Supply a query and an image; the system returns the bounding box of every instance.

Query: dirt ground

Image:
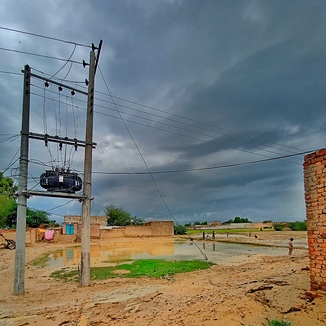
[0,231,325,326]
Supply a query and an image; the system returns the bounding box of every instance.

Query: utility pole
[13,41,102,292]
[80,50,95,286]
[14,65,30,294]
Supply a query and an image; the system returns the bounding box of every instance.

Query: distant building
[62,216,174,238]
[208,221,222,227]
[62,215,107,237]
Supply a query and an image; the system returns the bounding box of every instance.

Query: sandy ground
[0,231,325,326]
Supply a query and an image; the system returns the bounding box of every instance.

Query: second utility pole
[80,49,95,286]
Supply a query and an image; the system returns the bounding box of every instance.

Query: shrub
[274,224,284,231]
[268,319,291,326]
[174,225,187,235]
[289,221,307,231]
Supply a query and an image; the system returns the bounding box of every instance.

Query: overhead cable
[91,149,311,175]
[0,47,83,64]
[0,26,91,48]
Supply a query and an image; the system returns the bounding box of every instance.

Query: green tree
[274,223,284,231]
[131,216,145,225]
[174,225,187,235]
[194,221,207,225]
[222,219,233,225]
[105,205,132,226]
[234,216,251,223]
[289,221,307,231]
[0,172,54,229]
[223,217,252,224]
[6,207,52,228]
[26,208,52,228]
[0,172,17,228]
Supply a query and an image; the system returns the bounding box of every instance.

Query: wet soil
[0,231,325,326]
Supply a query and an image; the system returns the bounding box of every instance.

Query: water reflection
[45,239,290,269]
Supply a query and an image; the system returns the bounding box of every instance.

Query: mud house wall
[125,225,152,236]
[100,221,174,238]
[75,224,100,238]
[1,229,38,244]
[100,228,126,239]
[304,149,326,295]
[26,229,36,243]
[64,215,107,226]
[64,216,81,224]
[148,221,174,236]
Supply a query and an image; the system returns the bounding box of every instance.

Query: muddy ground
[0,231,325,326]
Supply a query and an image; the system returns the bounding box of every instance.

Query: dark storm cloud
[0,0,325,223]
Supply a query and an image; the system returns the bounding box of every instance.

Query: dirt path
[0,231,325,326]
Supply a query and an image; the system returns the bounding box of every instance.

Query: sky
[0,0,325,225]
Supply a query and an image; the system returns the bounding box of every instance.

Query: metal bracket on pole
[22,190,86,200]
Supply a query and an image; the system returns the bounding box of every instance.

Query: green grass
[50,259,213,282]
[268,320,291,326]
[31,253,51,267]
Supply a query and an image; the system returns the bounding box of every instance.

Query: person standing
[288,238,294,255]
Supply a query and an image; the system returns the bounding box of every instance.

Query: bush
[174,225,187,235]
[268,320,291,326]
[289,221,307,231]
[274,224,284,231]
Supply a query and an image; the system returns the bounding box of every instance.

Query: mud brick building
[62,215,174,239]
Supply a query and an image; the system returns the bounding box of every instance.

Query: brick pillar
[304,149,326,297]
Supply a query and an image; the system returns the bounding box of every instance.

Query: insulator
[92,43,98,51]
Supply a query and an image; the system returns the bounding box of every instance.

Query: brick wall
[304,149,326,296]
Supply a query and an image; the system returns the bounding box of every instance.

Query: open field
[0,231,325,326]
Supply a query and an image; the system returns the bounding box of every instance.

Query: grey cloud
[0,0,324,224]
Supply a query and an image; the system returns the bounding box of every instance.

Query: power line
[0,47,83,64]
[0,70,21,76]
[91,149,310,175]
[30,78,303,161]
[49,44,77,80]
[0,134,20,143]
[0,26,301,157]
[30,86,302,165]
[28,70,303,161]
[46,199,75,212]
[0,26,91,48]
[98,66,181,226]
[2,147,20,175]
[108,94,304,154]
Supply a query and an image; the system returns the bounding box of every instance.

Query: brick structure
[304,149,326,297]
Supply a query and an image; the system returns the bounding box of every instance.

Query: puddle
[45,239,289,268]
